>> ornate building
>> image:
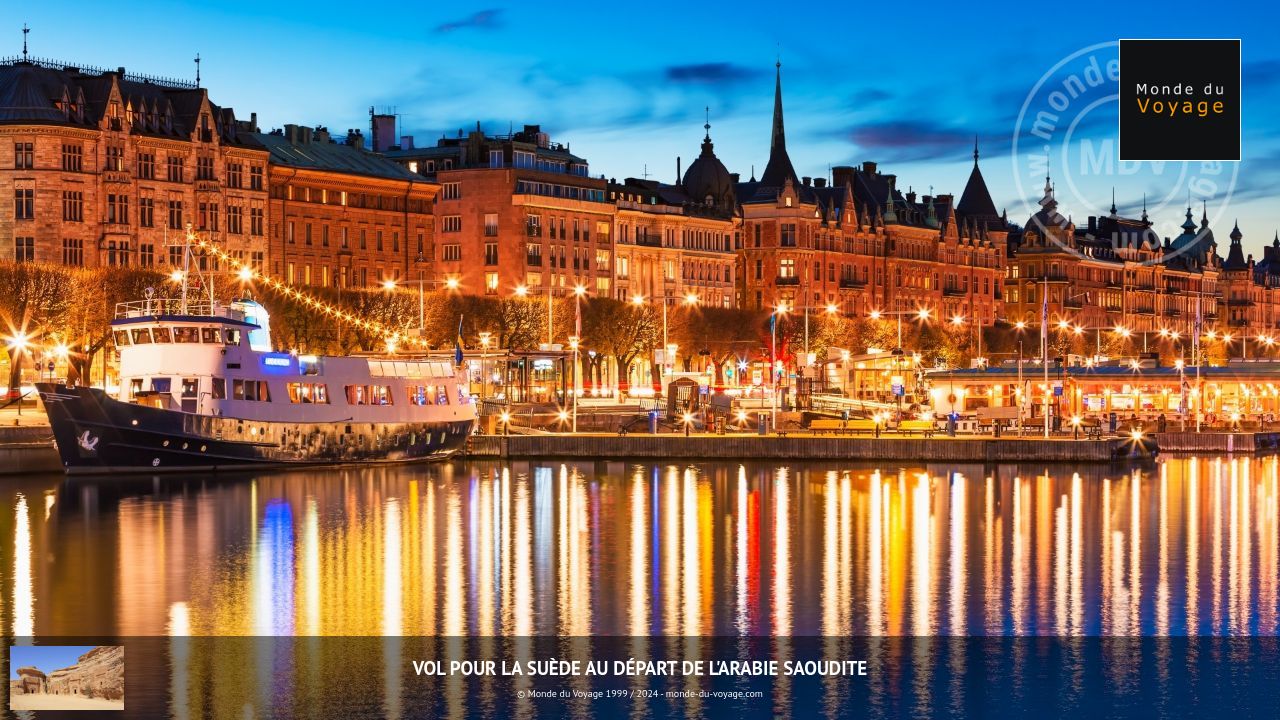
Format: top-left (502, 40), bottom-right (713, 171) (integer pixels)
top-left (735, 64), bottom-right (1008, 329)
top-left (0, 57), bottom-right (268, 269)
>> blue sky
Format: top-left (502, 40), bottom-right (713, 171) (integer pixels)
top-left (14, 1), bottom-right (1280, 254)
top-left (9, 645), bottom-right (100, 678)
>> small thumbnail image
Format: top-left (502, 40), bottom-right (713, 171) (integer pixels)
top-left (9, 645), bottom-right (124, 711)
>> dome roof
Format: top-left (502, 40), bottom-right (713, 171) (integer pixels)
top-left (682, 127), bottom-right (734, 210)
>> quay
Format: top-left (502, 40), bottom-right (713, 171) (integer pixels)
top-left (466, 433), bottom-right (1144, 463)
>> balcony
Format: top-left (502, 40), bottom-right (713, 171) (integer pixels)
top-left (838, 277), bottom-right (866, 289)
top-left (636, 236), bottom-right (662, 248)
top-left (776, 275), bottom-right (800, 286)
top-left (1164, 308), bottom-right (1181, 317)
top-left (1228, 298), bottom-right (1254, 307)
top-left (103, 170), bottom-right (130, 184)
top-left (196, 180), bottom-right (220, 193)
top-left (942, 287), bottom-right (966, 297)
top-left (1135, 307), bottom-right (1155, 315)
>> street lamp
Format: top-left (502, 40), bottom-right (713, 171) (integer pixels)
top-left (569, 334), bottom-right (580, 433)
top-left (771, 302), bottom-right (789, 418)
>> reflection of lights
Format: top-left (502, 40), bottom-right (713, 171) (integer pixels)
top-left (13, 493), bottom-right (32, 639)
top-left (869, 310), bottom-right (883, 320)
top-left (1131, 429), bottom-right (1145, 441)
top-left (382, 279), bottom-right (397, 290)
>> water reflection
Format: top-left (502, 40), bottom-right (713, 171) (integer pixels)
top-left (3, 457), bottom-right (1280, 640)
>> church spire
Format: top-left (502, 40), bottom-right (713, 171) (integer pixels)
top-left (957, 136), bottom-right (999, 222)
top-left (759, 60), bottom-right (799, 188)
top-left (1109, 188), bottom-right (1117, 217)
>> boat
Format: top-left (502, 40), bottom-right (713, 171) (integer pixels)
top-left (37, 254), bottom-right (475, 474)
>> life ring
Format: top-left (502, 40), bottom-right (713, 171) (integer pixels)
top-left (1205, 412), bottom-right (1216, 425)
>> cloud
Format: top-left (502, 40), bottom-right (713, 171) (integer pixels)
top-left (435, 9), bottom-right (503, 33)
top-left (664, 63), bottom-right (762, 85)
top-left (848, 120), bottom-right (987, 162)
top-left (1245, 60), bottom-right (1280, 90)
top-left (849, 88), bottom-right (891, 106)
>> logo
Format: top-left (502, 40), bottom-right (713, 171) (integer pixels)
top-left (76, 430), bottom-right (99, 453)
top-left (1012, 41), bottom-right (1239, 267)
top-left (1119, 39), bottom-right (1241, 161)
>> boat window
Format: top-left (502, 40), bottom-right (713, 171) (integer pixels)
top-left (212, 378), bottom-right (226, 400)
top-left (131, 328), bottom-right (153, 344)
top-left (457, 386), bottom-right (470, 405)
top-left (436, 385), bottom-right (449, 405)
top-left (152, 327), bottom-right (173, 343)
top-left (174, 327), bottom-right (199, 343)
top-left (201, 327), bottom-right (221, 343)
top-left (345, 384), bottom-right (393, 405)
top-left (128, 378), bottom-right (143, 399)
top-left (407, 385), bottom-right (430, 406)
top-left (152, 377), bottom-right (172, 393)
top-left (113, 330), bottom-right (130, 347)
top-left (287, 382), bottom-right (329, 404)
top-left (224, 329), bottom-right (241, 346)
top-left (181, 378), bottom-right (199, 398)
top-left (299, 356), bottom-right (319, 375)
top-left (232, 379), bottom-right (271, 402)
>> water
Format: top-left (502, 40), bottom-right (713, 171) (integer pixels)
top-left (3, 456), bottom-right (1279, 718)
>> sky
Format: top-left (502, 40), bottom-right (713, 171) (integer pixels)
top-left (9, 645), bottom-right (99, 678)
top-left (13, 1), bottom-right (1280, 255)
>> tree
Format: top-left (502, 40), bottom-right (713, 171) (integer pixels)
top-left (62, 267), bottom-right (167, 386)
top-left (0, 263), bottom-right (74, 392)
top-left (581, 297), bottom-right (658, 391)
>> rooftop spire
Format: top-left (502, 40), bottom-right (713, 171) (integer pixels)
top-left (1037, 170), bottom-right (1057, 213)
top-left (22, 23), bottom-right (29, 61)
top-left (973, 136), bottom-right (979, 165)
top-left (957, 136), bottom-right (999, 221)
top-left (703, 105), bottom-right (710, 140)
top-left (1141, 193), bottom-right (1148, 223)
top-left (759, 60), bottom-right (798, 188)
top-left (1109, 188), bottom-right (1117, 216)
top-left (194, 52), bottom-right (201, 88)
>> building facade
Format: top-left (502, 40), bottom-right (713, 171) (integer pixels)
top-left (0, 58), bottom-right (269, 270)
top-left (251, 124), bottom-right (437, 291)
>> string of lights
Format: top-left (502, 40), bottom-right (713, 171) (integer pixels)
top-left (191, 239), bottom-right (430, 351)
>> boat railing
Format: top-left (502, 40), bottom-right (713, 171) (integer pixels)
top-left (115, 299), bottom-right (245, 321)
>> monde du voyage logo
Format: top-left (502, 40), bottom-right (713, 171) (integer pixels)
top-left (1119, 39), bottom-right (1241, 161)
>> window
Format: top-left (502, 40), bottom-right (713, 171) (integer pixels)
top-left (14, 188), bottom-right (33, 219)
top-left (304, 223), bottom-right (313, 245)
top-left (484, 242), bottom-right (498, 265)
top-left (62, 191), bottom-right (84, 222)
top-left (442, 182), bottom-right (461, 200)
top-left (779, 258), bottom-right (795, 278)
top-left (755, 259), bottom-right (763, 280)
top-left (105, 144), bottom-right (124, 171)
top-left (595, 249), bottom-right (609, 270)
top-left (166, 155), bottom-right (183, 182)
top-left (489, 150), bottom-right (503, 168)
top-left (442, 216), bottom-right (462, 233)
top-left (250, 165), bottom-right (264, 190)
top-left (139, 244), bottom-right (155, 267)
top-left (615, 256), bottom-right (629, 279)
top-left (232, 379), bottom-right (272, 402)
top-left (168, 199), bottom-right (183, 229)
top-left (132, 328), bottom-right (155, 345)
top-left (196, 154), bottom-right (214, 181)
top-left (485, 272), bottom-right (498, 294)
top-left (287, 382), bottom-right (329, 404)
top-left (61, 238), bottom-right (83, 266)
top-left (484, 213), bottom-right (498, 237)
top-left (227, 163), bottom-right (242, 188)
top-left (227, 205), bottom-right (243, 234)
top-left (212, 378), bottom-right (226, 400)
top-left (443, 244), bottom-right (461, 261)
top-left (250, 206), bottom-right (264, 236)
top-left (14, 237), bottom-right (34, 262)
top-left (14, 142), bottom-right (33, 169)
top-left (107, 193), bottom-right (129, 225)
top-left (527, 243), bottom-right (542, 266)
top-left (61, 143), bottom-right (83, 171)
top-left (345, 384), bottom-right (393, 405)
top-left (140, 196), bottom-right (155, 228)
top-left (106, 240), bottom-right (130, 267)
top-left (173, 327), bottom-right (199, 343)
top-left (781, 223), bottom-right (797, 247)
top-left (137, 153), bottom-right (155, 179)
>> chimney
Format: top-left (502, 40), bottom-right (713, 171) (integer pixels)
top-left (283, 123), bottom-right (300, 143)
top-left (346, 128), bottom-right (364, 148)
top-left (814, 178), bottom-right (827, 188)
top-left (371, 113), bottom-right (396, 153)
top-left (313, 126), bottom-right (330, 143)
top-left (400, 135), bottom-right (414, 150)
top-left (250, 112), bottom-right (258, 132)
top-left (832, 166), bottom-right (854, 188)
top-left (802, 176), bottom-right (812, 186)
top-left (730, 173), bottom-right (740, 183)
top-left (906, 189), bottom-right (917, 204)
top-left (117, 66), bottom-right (126, 75)
top-left (1088, 216), bottom-right (1097, 233)
top-left (862, 161), bottom-right (878, 175)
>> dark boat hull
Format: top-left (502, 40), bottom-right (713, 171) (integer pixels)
top-left (37, 384), bottom-right (474, 475)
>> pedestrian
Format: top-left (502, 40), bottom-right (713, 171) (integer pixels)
top-left (1157, 414), bottom-right (1167, 433)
